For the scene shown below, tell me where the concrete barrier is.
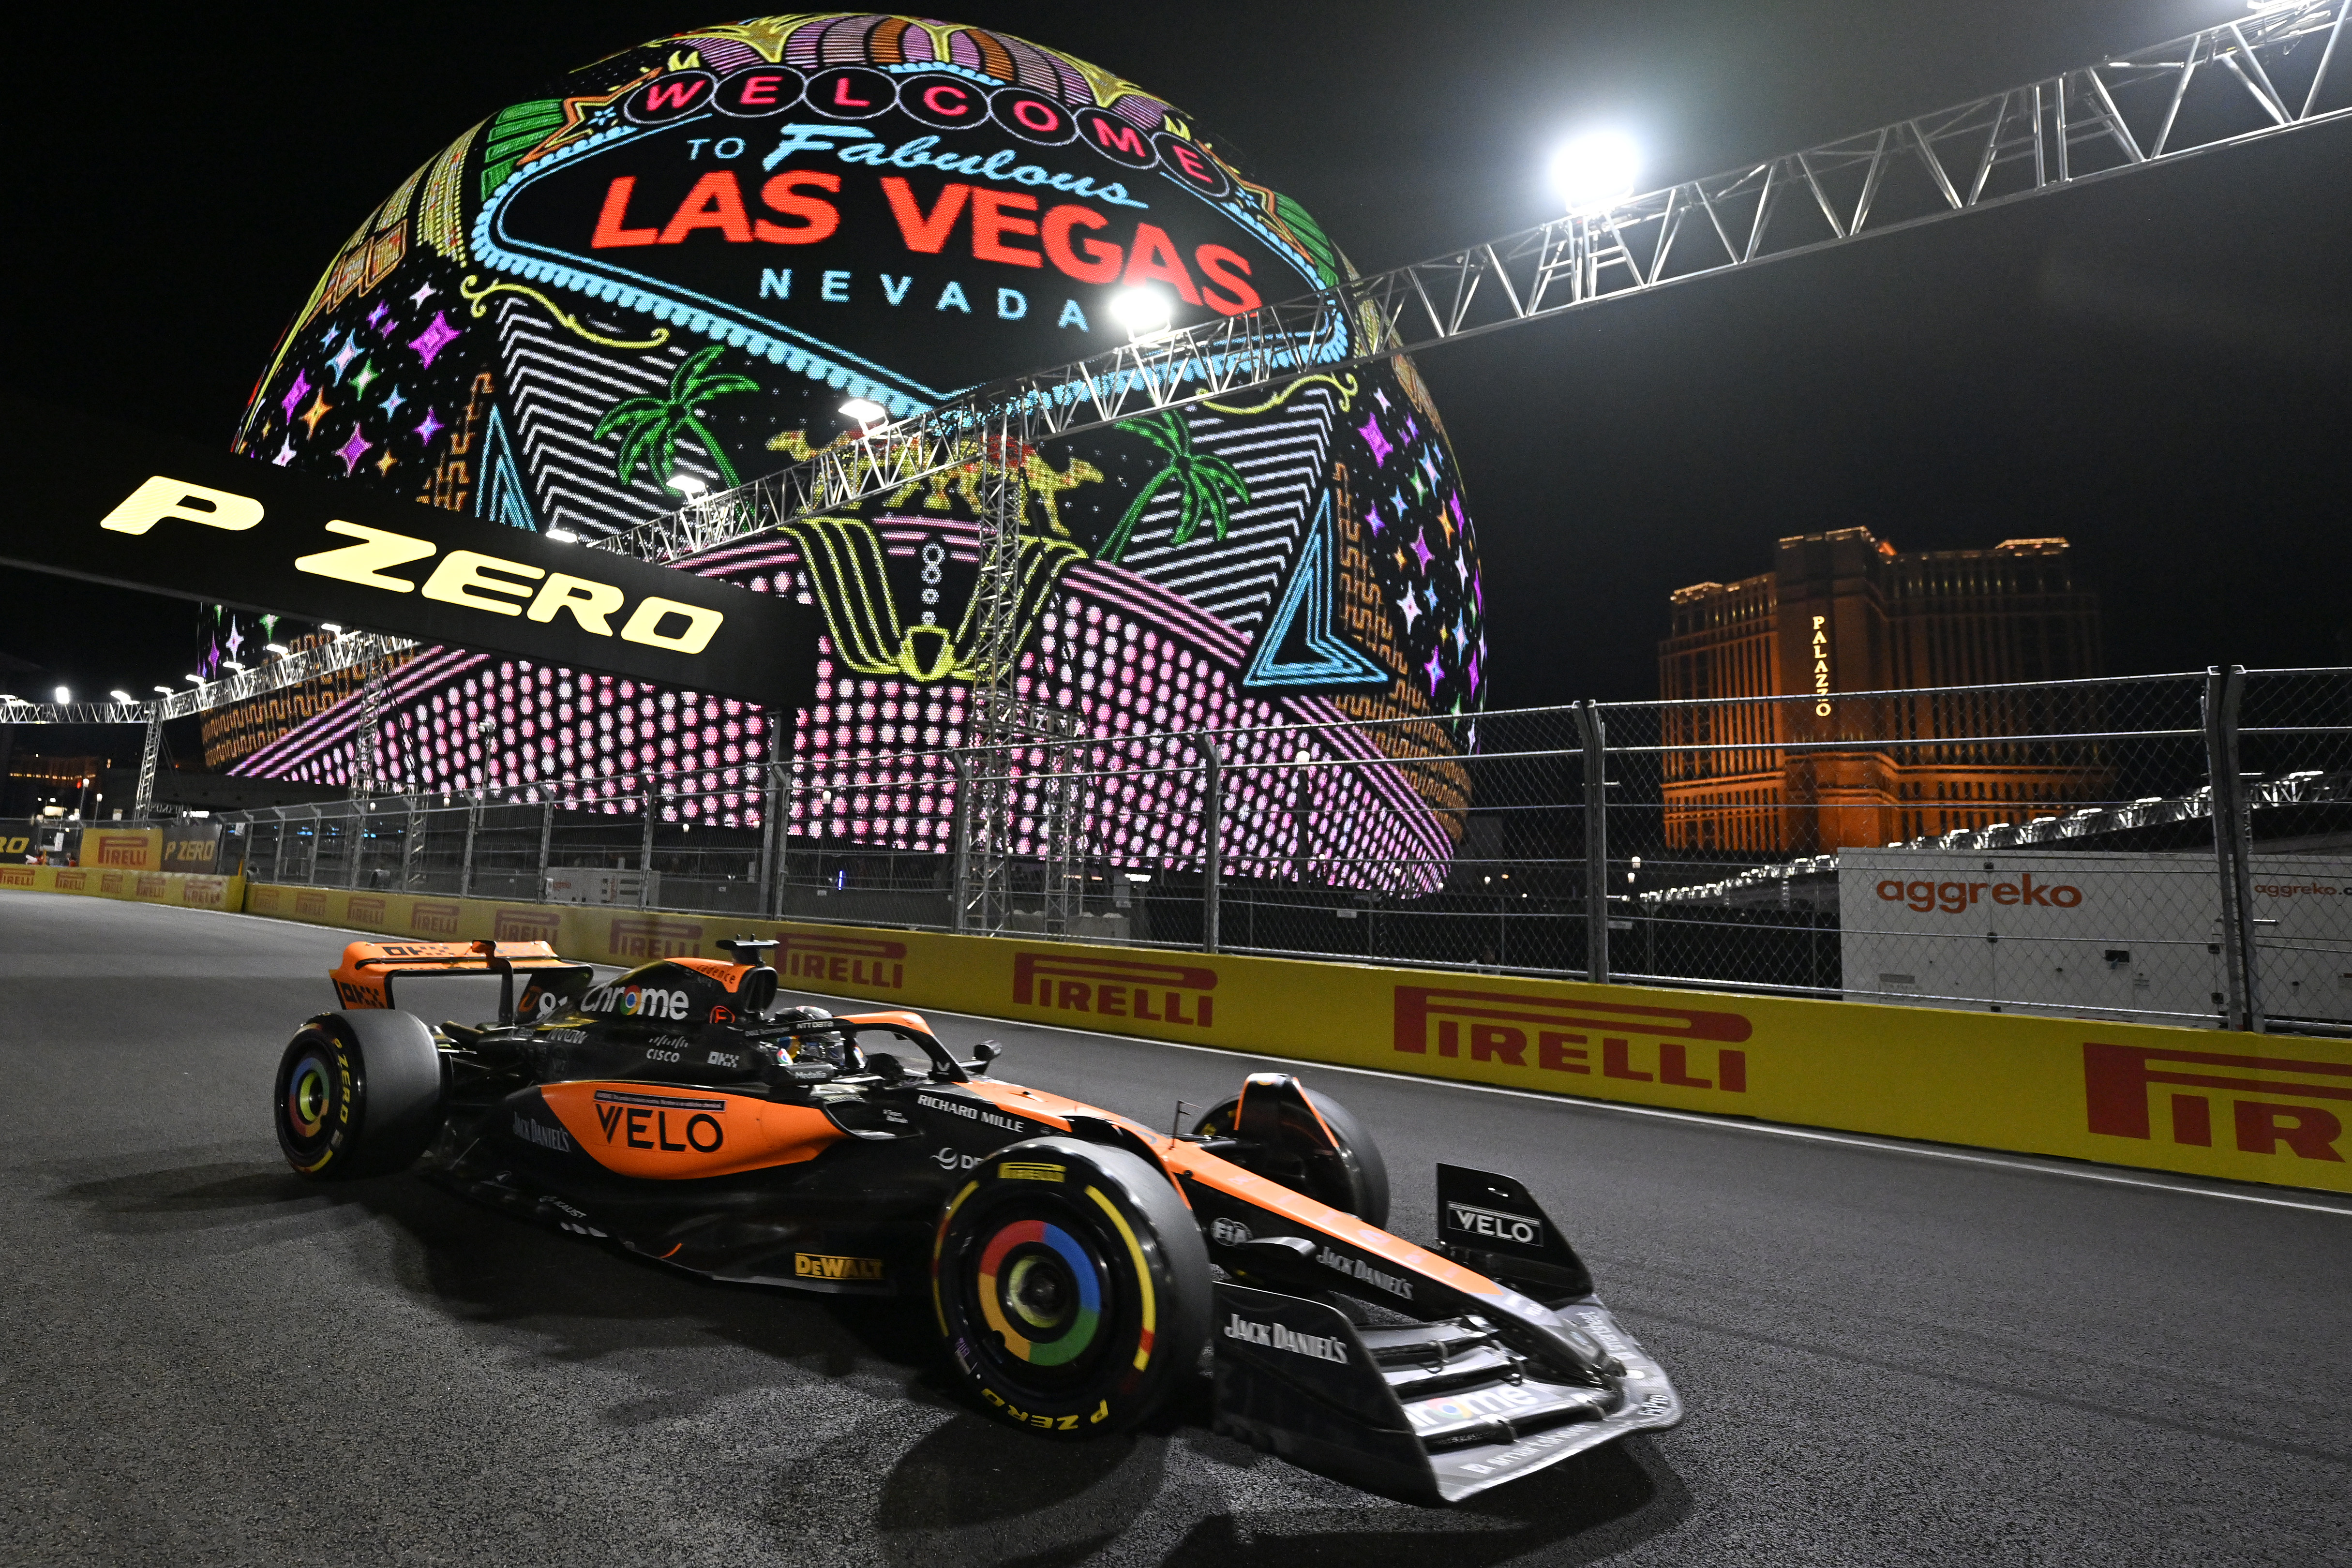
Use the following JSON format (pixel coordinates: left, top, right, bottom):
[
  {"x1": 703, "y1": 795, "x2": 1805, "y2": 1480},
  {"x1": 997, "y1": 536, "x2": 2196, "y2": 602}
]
[
  {"x1": 218, "y1": 881, "x2": 2352, "y2": 1195},
  {"x1": 0, "y1": 863, "x2": 244, "y2": 911}
]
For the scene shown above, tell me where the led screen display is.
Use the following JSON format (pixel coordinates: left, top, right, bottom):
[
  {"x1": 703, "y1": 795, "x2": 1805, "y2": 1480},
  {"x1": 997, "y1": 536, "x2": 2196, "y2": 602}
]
[{"x1": 231, "y1": 13, "x2": 1485, "y2": 888}]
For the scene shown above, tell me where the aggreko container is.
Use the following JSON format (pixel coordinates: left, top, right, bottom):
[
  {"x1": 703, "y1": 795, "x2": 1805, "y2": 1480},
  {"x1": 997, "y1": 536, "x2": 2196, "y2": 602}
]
[{"x1": 1839, "y1": 849, "x2": 2352, "y2": 1028}]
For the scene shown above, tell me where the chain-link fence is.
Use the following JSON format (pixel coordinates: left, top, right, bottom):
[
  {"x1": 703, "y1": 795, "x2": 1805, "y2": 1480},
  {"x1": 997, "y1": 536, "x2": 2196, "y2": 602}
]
[{"x1": 39, "y1": 665, "x2": 2332, "y2": 1036}]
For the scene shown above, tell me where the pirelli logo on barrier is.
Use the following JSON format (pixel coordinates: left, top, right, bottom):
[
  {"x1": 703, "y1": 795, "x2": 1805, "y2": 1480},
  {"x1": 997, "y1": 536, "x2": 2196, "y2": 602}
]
[
  {"x1": 90, "y1": 832, "x2": 156, "y2": 868},
  {"x1": 1394, "y1": 986, "x2": 1751, "y2": 1092},
  {"x1": 1012, "y1": 952, "x2": 1216, "y2": 1027},
  {"x1": 778, "y1": 931, "x2": 906, "y2": 991},
  {"x1": 410, "y1": 901, "x2": 462, "y2": 935},
  {"x1": 250, "y1": 886, "x2": 281, "y2": 912},
  {"x1": 54, "y1": 871, "x2": 87, "y2": 892},
  {"x1": 610, "y1": 914, "x2": 703, "y2": 959},
  {"x1": 296, "y1": 890, "x2": 328, "y2": 919},
  {"x1": 136, "y1": 874, "x2": 166, "y2": 898},
  {"x1": 2085, "y1": 1042, "x2": 2350, "y2": 1165},
  {"x1": 101, "y1": 871, "x2": 126, "y2": 895},
  {"x1": 348, "y1": 895, "x2": 387, "y2": 926},
  {"x1": 0, "y1": 867, "x2": 34, "y2": 888},
  {"x1": 496, "y1": 907, "x2": 562, "y2": 943},
  {"x1": 182, "y1": 878, "x2": 227, "y2": 909}
]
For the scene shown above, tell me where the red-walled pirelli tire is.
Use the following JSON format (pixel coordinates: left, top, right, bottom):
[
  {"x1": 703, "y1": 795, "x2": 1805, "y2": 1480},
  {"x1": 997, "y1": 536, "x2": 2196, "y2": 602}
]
[
  {"x1": 273, "y1": 1011, "x2": 444, "y2": 1180},
  {"x1": 932, "y1": 1136, "x2": 1211, "y2": 1438}
]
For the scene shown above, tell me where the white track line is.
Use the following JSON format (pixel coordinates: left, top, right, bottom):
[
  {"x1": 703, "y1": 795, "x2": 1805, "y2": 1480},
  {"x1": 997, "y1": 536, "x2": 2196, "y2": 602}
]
[{"x1": 776, "y1": 983, "x2": 2352, "y2": 1221}]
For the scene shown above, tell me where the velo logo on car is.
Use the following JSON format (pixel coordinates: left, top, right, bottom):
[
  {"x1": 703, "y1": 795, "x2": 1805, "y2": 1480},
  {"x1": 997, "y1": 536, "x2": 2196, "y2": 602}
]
[
  {"x1": 584, "y1": 983, "x2": 691, "y2": 1020},
  {"x1": 1393, "y1": 986, "x2": 1751, "y2": 1092},
  {"x1": 1011, "y1": 952, "x2": 1216, "y2": 1027},
  {"x1": 590, "y1": 1088, "x2": 727, "y2": 1151},
  {"x1": 1444, "y1": 1201, "x2": 1543, "y2": 1248}
]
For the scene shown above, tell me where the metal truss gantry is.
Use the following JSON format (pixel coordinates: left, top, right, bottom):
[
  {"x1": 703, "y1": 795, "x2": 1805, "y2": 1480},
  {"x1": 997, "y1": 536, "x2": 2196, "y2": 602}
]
[{"x1": 593, "y1": 0, "x2": 2351, "y2": 575}]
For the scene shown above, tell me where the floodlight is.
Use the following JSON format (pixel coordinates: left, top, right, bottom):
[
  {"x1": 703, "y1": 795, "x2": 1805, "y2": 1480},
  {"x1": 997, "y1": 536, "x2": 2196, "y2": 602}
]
[
  {"x1": 109, "y1": 689, "x2": 133, "y2": 703},
  {"x1": 153, "y1": 686, "x2": 173, "y2": 695},
  {"x1": 185, "y1": 674, "x2": 204, "y2": 685},
  {"x1": 53, "y1": 686, "x2": 69, "y2": 703},
  {"x1": 1549, "y1": 130, "x2": 1641, "y2": 213},
  {"x1": 1110, "y1": 287, "x2": 1173, "y2": 338},
  {"x1": 545, "y1": 528, "x2": 580, "y2": 543},
  {"x1": 265, "y1": 643, "x2": 288, "y2": 656},
  {"x1": 672, "y1": 476, "x2": 708, "y2": 496},
  {"x1": 838, "y1": 397, "x2": 889, "y2": 430},
  {"x1": 320, "y1": 622, "x2": 342, "y2": 633}
]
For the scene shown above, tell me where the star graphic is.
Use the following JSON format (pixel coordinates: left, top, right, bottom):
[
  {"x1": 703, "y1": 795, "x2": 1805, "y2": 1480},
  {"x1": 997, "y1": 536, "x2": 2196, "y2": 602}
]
[
  {"x1": 1356, "y1": 416, "x2": 1393, "y2": 467},
  {"x1": 415, "y1": 408, "x2": 445, "y2": 444},
  {"x1": 1468, "y1": 648, "x2": 1482, "y2": 690},
  {"x1": 300, "y1": 393, "x2": 333, "y2": 434},
  {"x1": 365, "y1": 301, "x2": 392, "y2": 331},
  {"x1": 335, "y1": 428, "x2": 372, "y2": 475},
  {"x1": 1395, "y1": 592, "x2": 1421, "y2": 631},
  {"x1": 1374, "y1": 388, "x2": 1392, "y2": 414},
  {"x1": 1423, "y1": 647, "x2": 1445, "y2": 692},
  {"x1": 374, "y1": 449, "x2": 399, "y2": 477},
  {"x1": 321, "y1": 326, "x2": 341, "y2": 349},
  {"x1": 1422, "y1": 582, "x2": 1438, "y2": 613},
  {"x1": 1456, "y1": 612, "x2": 1472, "y2": 652},
  {"x1": 1436, "y1": 504, "x2": 1456, "y2": 545},
  {"x1": 1454, "y1": 553, "x2": 1473, "y2": 590},
  {"x1": 378, "y1": 385, "x2": 406, "y2": 418},
  {"x1": 1392, "y1": 548, "x2": 1407, "y2": 572},
  {"x1": 278, "y1": 371, "x2": 312, "y2": 423},
  {"x1": 1408, "y1": 530, "x2": 1434, "y2": 572},
  {"x1": 1409, "y1": 471, "x2": 1429, "y2": 505},
  {"x1": 224, "y1": 622, "x2": 245, "y2": 659},
  {"x1": 1420, "y1": 450, "x2": 1441, "y2": 489},
  {"x1": 1364, "y1": 500, "x2": 1383, "y2": 536},
  {"x1": 328, "y1": 340, "x2": 361, "y2": 379},
  {"x1": 272, "y1": 437, "x2": 296, "y2": 465},
  {"x1": 409, "y1": 280, "x2": 437, "y2": 306},
  {"x1": 351, "y1": 358, "x2": 379, "y2": 395},
  {"x1": 1449, "y1": 492, "x2": 1468, "y2": 534},
  {"x1": 1402, "y1": 415, "x2": 1422, "y2": 446},
  {"x1": 408, "y1": 311, "x2": 462, "y2": 368}
]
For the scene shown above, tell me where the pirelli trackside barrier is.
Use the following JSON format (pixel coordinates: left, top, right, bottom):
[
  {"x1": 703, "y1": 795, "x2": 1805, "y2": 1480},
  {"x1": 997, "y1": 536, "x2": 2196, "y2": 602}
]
[
  {"x1": 0, "y1": 863, "x2": 245, "y2": 911},
  {"x1": 219, "y1": 882, "x2": 2352, "y2": 1196}
]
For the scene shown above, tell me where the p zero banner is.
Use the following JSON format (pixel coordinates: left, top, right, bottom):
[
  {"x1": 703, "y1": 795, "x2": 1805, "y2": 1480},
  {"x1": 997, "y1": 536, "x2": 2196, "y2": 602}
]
[
  {"x1": 236, "y1": 885, "x2": 2352, "y2": 1195},
  {"x1": 0, "y1": 393, "x2": 820, "y2": 709}
]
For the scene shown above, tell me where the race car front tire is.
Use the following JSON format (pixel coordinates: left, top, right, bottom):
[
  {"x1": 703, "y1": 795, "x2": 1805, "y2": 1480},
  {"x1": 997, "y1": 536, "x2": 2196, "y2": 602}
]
[
  {"x1": 274, "y1": 1010, "x2": 444, "y2": 1180},
  {"x1": 932, "y1": 1136, "x2": 1211, "y2": 1438}
]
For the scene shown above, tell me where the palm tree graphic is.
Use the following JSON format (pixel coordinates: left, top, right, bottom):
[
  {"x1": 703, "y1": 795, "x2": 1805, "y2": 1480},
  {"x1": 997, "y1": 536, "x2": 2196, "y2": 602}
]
[
  {"x1": 1099, "y1": 411, "x2": 1250, "y2": 563},
  {"x1": 593, "y1": 344, "x2": 758, "y2": 493}
]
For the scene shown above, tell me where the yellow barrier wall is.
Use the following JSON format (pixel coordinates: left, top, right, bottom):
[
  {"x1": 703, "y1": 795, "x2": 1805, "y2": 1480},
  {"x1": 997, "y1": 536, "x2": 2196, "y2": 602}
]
[
  {"x1": 231, "y1": 883, "x2": 2352, "y2": 1195},
  {"x1": 0, "y1": 863, "x2": 244, "y2": 911}
]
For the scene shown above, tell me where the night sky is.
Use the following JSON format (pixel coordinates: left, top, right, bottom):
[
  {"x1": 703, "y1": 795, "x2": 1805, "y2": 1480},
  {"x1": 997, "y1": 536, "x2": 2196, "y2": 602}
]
[{"x1": 9, "y1": 0, "x2": 2348, "y2": 714}]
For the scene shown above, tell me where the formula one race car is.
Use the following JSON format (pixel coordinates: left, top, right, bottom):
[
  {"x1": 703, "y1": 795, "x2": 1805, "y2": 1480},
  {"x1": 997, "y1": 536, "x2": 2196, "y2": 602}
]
[{"x1": 274, "y1": 937, "x2": 1681, "y2": 1503}]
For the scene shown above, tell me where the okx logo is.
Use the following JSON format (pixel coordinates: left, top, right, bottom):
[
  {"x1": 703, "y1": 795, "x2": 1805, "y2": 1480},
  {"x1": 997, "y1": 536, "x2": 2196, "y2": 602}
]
[
  {"x1": 1013, "y1": 952, "x2": 1215, "y2": 1027},
  {"x1": 1393, "y1": 986, "x2": 1750, "y2": 1092},
  {"x1": 2084, "y1": 1041, "x2": 2351, "y2": 1163}
]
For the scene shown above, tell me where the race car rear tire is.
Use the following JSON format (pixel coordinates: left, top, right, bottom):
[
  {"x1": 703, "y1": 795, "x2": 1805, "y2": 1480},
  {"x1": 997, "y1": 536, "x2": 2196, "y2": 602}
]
[
  {"x1": 1192, "y1": 1084, "x2": 1390, "y2": 1228},
  {"x1": 273, "y1": 1010, "x2": 443, "y2": 1180},
  {"x1": 932, "y1": 1136, "x2": 1210, "y2": 1438}
]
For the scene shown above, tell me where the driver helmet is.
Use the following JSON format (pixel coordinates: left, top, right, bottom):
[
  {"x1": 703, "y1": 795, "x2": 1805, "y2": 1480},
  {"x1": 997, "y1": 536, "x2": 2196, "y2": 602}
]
[{"x1": 776, "y1": 1006, "x2": 846, "y2": 1069}]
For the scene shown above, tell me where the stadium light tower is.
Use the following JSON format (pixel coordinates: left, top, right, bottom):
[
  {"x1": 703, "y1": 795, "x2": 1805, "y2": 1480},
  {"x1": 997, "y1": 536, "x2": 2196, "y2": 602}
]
[{"x1": 1549, "y1": 129, "x2": 1641, "y2": 212}]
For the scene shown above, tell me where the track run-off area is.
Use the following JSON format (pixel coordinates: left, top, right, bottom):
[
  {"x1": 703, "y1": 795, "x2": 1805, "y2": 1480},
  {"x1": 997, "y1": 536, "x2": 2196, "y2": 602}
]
[{"x1": 1, "y1": 894, "x2": 2344, "y2": 1566}]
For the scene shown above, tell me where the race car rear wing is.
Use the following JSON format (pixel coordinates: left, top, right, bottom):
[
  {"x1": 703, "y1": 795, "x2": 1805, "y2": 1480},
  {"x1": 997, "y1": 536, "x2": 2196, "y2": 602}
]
[{"x1": 330, "y1": 939, "x2": 595, "y2": 1022}]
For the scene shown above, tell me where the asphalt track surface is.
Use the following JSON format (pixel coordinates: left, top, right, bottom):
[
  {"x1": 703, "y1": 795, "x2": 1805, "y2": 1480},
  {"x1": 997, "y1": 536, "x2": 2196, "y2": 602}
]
[{"x1": 2, "y1": 896, "x2": 2347, "y2": 1567}]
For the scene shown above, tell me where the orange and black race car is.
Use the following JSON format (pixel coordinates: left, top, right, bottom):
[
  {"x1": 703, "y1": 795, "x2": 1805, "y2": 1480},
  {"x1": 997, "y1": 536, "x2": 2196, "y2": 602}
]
[{"x1": 274, "y1": 936, "x2": 1682, "y2": 1503}]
